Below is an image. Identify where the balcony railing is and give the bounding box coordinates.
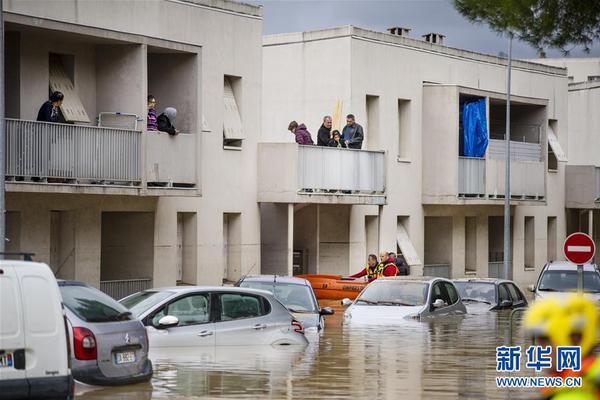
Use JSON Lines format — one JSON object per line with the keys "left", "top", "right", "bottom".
{"left": 487, "top": 159, "right": 545, "bottom": 199}
{"left": 100, "top": 278, "right": 152, "bottom": 300}
{"left": 6, "top": 119, "right": 141, "bottom": 184}
{"left": 297, "top": 145, "right": 385, "bottom": 193}
{"left": 458, "top": 157, "right": 485, "bottom": 197}
{"left": 488, "top": 139, "right": 542, "bottom": 162}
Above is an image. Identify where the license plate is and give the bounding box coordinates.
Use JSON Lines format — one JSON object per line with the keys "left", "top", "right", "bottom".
{"left": 115, "top": 351, "right": 136, "bottom": 364}
{"left": 0, "top": 352, "right": 13, "bottom": 368}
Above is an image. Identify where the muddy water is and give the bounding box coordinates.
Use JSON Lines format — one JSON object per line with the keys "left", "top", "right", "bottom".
{"left": 76, "top": 302, "right": 538, "bottom": 399}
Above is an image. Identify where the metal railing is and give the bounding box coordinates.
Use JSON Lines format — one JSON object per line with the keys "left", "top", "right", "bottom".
{"left": 297, "top": 145, "right": 385, "bottom": 193}
{"left": 488, "top": 261, "right": 504, "bottom": 278}
{"left": 458, "top": 157, "right": 485, "bottom": 196}
{"left": 423, "top": 264, "right": 451, "bottom": 278}
{"left": 6, "top": 119, "right": 141, "bottom": 184}
{"left": 488, "top": 139, "right": 542, "bottom": 162}
{"left": 100, "top": 278, "right": 152, "bottom": 300}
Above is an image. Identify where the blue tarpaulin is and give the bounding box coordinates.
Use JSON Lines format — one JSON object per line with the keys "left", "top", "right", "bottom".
{"left": 462, "top": 99, "right": 488, "bottom": 157}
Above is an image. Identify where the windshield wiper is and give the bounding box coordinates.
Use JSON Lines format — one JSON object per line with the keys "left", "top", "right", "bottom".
{"left": 288, "top": 308, "right": 312, "bottom": 313}
{"left": 356, "top": 299, "right": 378, "bottom": 305}
{"left": 376, "top": 301, "right": 416, "bottom": 306}
{"left": 461, "top": 297, "right": 492, "bottom": 304}
{"left": 538, "top": 288, "right": 559, "bottom": 292}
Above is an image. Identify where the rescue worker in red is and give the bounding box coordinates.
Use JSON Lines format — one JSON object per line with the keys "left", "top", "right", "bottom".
{"left": 349, "top": 252, "right": 399, "bottom": 282}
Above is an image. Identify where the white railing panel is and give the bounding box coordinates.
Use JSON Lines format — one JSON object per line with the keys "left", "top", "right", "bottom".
{"left": 487, "top": 159, "right": 545, "bottom": 198}
{"left": 6, "top": 119, "right": 141, "bottom": 183}
{"left": 488, "top": 139, "right": 542, "bottom": 161}
{"left": 458, "top": 157, "right": 485, "bottom": 196}
{"left": 297, "top": 146, "right": 385, "bottom": 193}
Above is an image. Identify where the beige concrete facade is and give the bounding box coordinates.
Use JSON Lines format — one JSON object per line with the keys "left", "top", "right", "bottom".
{"left": 4, "top": 0, "right": 262, "bottom": 290}
{"left": 261, "top": 26, "right": 569, "bottom": 286}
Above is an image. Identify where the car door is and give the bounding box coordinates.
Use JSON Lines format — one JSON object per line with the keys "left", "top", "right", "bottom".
{"left": 214, "top": 292, "right": 273, "bottom": 346}
{"left": 146, "top": 292, "right": 215, "bottom": 347}
{"left": 427, "top": 281, "right": 453, "bottom": 317}
{"left": 506, "top": 283, "right": 527, "bottom": 308}
{"left": 441, "top": 282, "right": 465, "bottom": 314}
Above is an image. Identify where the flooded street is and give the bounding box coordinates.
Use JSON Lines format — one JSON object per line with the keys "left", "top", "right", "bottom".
{"left": 77, "top": 302, "right": 538, "bottom": 399}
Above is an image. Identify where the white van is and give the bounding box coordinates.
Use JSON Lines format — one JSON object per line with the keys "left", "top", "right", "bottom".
{"left": 0, "top": 259, "right": 73, "bottom": 400}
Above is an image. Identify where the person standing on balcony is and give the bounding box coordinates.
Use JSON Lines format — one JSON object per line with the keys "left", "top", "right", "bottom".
{"left": 36, "top": 91, "right": 64, "bottom": 123}
{"left": 147, "top": 95, "right": 158, "bottom": 131}
{"left": 328, "top": 130, "right": 346, "bottom": 148}
{"left": 317, "top": 115, "right": 332, "bottom": 146}
{"left": 157, "top": 107, "right": 179, "bottom": 135}
{"left": 287, "top": 121, "right": 314, "bottom": 145}
{"left": 342, "top": 114, "right": 364, "bottom": 149}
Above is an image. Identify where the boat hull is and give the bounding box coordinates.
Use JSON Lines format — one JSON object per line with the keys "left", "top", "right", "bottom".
{"left": 296, "top": 274, "right": 367, "bottom": 300}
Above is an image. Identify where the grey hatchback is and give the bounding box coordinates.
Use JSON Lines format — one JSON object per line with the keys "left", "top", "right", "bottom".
{"left": 58, "top": 281, "right": 152, "bottom": 386}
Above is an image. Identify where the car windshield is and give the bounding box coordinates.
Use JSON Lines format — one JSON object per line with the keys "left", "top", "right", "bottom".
{"left": 120, "top": 290, "right": 175, "bottom": 318}
{"left": 356, "top": 281, "right": 429, "bottom": 306}
{"left": 60, "top": 285, "right": 132, "bottom": 323}
{"left": 239, "top": 281, "right": 317, "bottom": 312}
{"left": 454, "top": 282, "right": 495, "bottom": 304}
{"left": 538, "top": 270, "right": 600, "bottom": 293}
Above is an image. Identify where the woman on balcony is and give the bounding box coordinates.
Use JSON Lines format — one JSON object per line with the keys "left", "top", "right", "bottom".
{"left": 36, "top": 91, "right": 64, "bottom": 123}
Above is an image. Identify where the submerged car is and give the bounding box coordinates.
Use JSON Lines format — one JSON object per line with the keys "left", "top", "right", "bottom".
{"left": 529, "top": 261, "right": 600, "bottom": 301}
{"left": 342, "top": 277, "right": 467, "bottom": 324}
{"left": 236, "top": 275, "right": 334, "bottom": 330}
{"left": 58, "top": 280, "right": 153, "bottom": 386}
{"left": 119, "top": 286, "right": 308, "bottom": 347}
{"left": 453, "top": 278, "right": 528, "bottom": 311}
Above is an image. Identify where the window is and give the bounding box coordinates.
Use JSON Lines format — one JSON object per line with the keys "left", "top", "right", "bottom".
{"left": 525, "top": 217, "right": 535, "bottom": 269}
{"left": 431, "top": 282, "right": 451, "bottom": 306}
{"left": 498, "top": 284, "right": 511, "bottom": 303}
{"left": 151, "top": 294, "right": 210, "bottom": 327}
{"left": 366, "top": 95, "right": 380, "bottom": 150}
{"left": 443, "top": 282, "right": 459, "bottom": 304}
{"left": 60, "top": 284, "right": 131, "bottom": 323}
{"left": 507, "top": 284, "right": 524, "bottom": 303}
{"left": 398, "top": 99, "right": 411, "bottom": 160}
{"left": 547, "top": 216, "right": 557, "bottom": 261}
{"left": 219, "top": 293, "right": 268, "bottom": 321}
{"left": 547, "top": 119, "right": 565, "bottom": 172}
{"left": 223, "top": 75, "right": 244, "bottom": 149}
{"left": 465, "top": 217, "right": 477, "bottom": 273}
{"left": 238, "top": 281, "right": 318, "bottom": 313}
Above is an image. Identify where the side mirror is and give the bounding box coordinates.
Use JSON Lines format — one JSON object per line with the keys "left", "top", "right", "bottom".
{"left": 500, "top": 299, "right": 513, "bottom": 308}
{"left": 341, "top": 298, "right": 352, "bottom": 307}
{"left": 320, "top": 307, "right": 335, "bottom": 316}
{"left": 527, "top": 285, "right": 535, "bottom": 293}
{"left": 156, "top": 315, "right": 179, "bottom": 329}
{"left": 432, "top": 299, "right": 447, "bottom": 309}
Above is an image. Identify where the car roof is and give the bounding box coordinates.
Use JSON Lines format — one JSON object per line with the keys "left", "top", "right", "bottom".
{"left": 453, "top": 278, "right": 506, "bottom": 284}
{"left": 0, "top": 260, "right": 48, "bottom": 268}
{"left": 239, "top": 275, "right": 310, "bottom": 285}
{"left": 57, "top": 279, "right": 89, "bottom": 287}
{"left": 545, "top": 261, "right": 597, "bottom": 271}
{"left": 377, "top": 276, "right": 449, "bottom": 284}
{"left": 141, "top": 285, "right": 277, "bottom": 296}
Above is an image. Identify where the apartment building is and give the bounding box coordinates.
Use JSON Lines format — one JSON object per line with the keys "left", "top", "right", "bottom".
{"left": 4, "top": 0, "right": 262, "bottom": 296}
{"left": 260, "top": 26, "right": 569, "bottom": 285}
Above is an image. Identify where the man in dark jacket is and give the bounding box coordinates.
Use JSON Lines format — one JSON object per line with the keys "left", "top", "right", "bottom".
{"left": 389, "top": 252, "right": 409, "bottom": 276}
{"left": 157, "top": 107, "right": 179, "bottom": 135}
{"left": 341, "top": 114, "right": 364, "bottom": 149}
{"left": 288, "top": 121, "right": 314, "bottom": 145}
{"left": 317, "top": 115, "right": 332, "bottom": 146}
{"left": 37, "top": 91, "right": 64, "bottom": 123}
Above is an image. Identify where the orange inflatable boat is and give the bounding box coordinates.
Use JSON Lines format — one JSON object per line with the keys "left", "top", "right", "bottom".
{"left": 296, "top": 274, "right": 368, "bottom": 300}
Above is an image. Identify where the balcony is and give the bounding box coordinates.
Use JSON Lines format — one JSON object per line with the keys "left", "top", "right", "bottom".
{"left": 258, "top": 143, "right": 386, "bottom": 205}
{"left": 565, "top": 165, "right": 600, "bottom": 209}
{"left": 5, "top": 119, "right": 196, "bottom": 195}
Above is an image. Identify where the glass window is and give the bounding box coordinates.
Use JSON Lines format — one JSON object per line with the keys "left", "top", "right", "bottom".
{"left": 455, "top": 282, "right": 496, "bottom": 304}
{"left": 120, "top": 290, "right": 175, "bottom": 318}
{"left": 219, "top": 293, "right": 267, "bottom": 321}
{"left": 498, "top": 284, "right": 511, "bottom": 303}
{"left": 431, "top": 282, "right": 451, "bottom": 306}
{"left": 238, "top": 281, "right": 318, "bottom": 312}
{"left": 60, "top": 284, "right": 131, "bottom": 323}
{"left": 152, "top": 294, "right": 210, "bottom": 327}
{"left": 507, "top": 284, "right": 523, "bottom": 303}
{"left": 538, "top": 270, "right": 600, "bottom": 293}
{"left": 443, "top": 282, "right": 459, "bottom": 304}
{"left": 355, "top": 281, "right": 429, "bottom": 306}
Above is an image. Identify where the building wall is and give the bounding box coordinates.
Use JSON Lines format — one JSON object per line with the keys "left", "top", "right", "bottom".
{"left": 532, "top": 58, "right": 600, "bottom": 83}
{"left": 4, "top": 0, "right": 263, "bottom": 286}
{"left": 567, "top": 83, "right": 600, "bottom": 166}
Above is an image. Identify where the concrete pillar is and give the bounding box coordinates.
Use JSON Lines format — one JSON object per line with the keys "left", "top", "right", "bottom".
{"left": 589, "top": 210, "right": 594, "bottom": 237}
{"left": 476, "top": 215, "right": 489, "bottom": 277}
{"left": 260, "top": 203, "right": 292, "bottom": 276}
{"left": 20, "top": 207, "right": 51, "bottom": 265}
{"left": 287, "top": 203, "right": 294, "bottom": 276}
{"left": 74, "top": 207, "right": 101, "bottom": 287}
{"left": 451, "top": 215, "right": 465, "bottom": 278}
{"left": 153, "top": 202, "right": 177, "bottom": 287}
{"left": 348, "top": 205, "right": 367, "bottom": 275}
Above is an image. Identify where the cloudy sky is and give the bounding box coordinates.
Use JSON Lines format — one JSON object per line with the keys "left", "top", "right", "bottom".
{"left": 245, "top": 0, "right": 600, "bottom": 59}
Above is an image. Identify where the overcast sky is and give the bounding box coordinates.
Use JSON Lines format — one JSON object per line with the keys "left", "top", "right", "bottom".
{"left": 245, "top": 0, "right": 600, "bottom": 59}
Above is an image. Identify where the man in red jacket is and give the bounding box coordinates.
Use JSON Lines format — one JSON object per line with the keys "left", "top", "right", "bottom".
{"left": 349, "top": 252, "right": 399, "bottom": 282}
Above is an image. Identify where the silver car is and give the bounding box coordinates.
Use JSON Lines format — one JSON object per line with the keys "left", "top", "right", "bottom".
{"left": 343, "top": 277, "right": 467, "bottom": 324}
{"left": 529, "top": 261, "right": 600, "bottom": 301}
{"left": 119, "top": 286, "right": 308, "bottom": 347}
{"left": 236, "top": 275, "right": 334, "bottom": 330}
{"left": 58, "top": 281, "right": 152, "bottom": 386}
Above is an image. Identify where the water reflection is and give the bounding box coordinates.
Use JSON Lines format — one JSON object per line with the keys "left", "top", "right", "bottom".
{"left": 77, "top": 302, "right": 538, "bottom": 399}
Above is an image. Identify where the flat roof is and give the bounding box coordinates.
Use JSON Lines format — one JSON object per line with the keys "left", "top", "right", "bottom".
{"left": 264, "top": 25, "right": 566, "bottom": 76}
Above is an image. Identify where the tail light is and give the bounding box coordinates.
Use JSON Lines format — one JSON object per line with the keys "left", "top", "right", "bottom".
{"left": 73, "top": 327, "right": 97, "bottom": 361}
{"left": 291, "top": 319, "right": 304, "bottom": 335}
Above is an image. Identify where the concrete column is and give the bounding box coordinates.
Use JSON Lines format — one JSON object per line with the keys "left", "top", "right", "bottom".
{"left": 153, "top": 202, "right": 177, "bottom": 287}
{"left": 451, "top": 215, "right": 465, "bottom": 278}
{"left": 476, "top": 215, "right": 489, "bottom": 277}
{"left": 348, "top": 205, "right": 367, "bottom": 275}
{"left": 20, "top": 207, "right": 51, "bottom": 265}
{"left": 589, "top": 210, "right": 594, "bottom": 237}
{"left": 287, "top": 203, "right": 294, "bottom": 276}
{"left": 74, "top": 207, "right": 101, "bottom": 287}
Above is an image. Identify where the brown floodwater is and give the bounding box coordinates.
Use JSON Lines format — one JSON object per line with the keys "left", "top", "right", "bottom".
{"left": 76, "top": 301, "right": 539, "bottom": 399}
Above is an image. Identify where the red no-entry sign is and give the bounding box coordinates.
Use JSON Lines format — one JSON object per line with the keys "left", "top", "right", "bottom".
{"left": 564, "top": 232, "right": 596, "bottom": 265}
